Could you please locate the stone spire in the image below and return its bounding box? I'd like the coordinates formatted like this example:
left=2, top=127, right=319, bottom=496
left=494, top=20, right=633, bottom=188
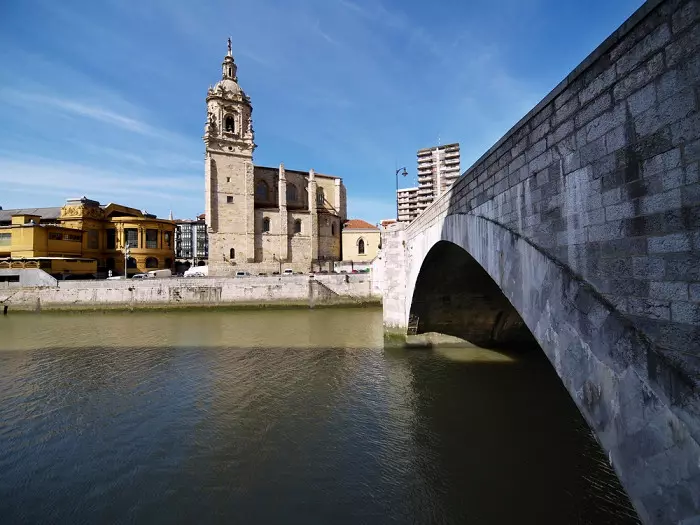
left=222, top=37, right=237, bottom=81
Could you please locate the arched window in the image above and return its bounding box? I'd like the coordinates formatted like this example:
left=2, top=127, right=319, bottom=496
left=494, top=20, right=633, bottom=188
left=294, top=219, right=302, bottom=234
left=229, top=248, right=235, bottom=259
left=165, top=258, right=172, bottom=269
left=358, top=238, right=365, bottom=255
left=286, top=184, right=298, bottom=202
left=106, top=257, right=115, bottom=270
left=127, top=257, right=137, bottom=269
left=331, top=222, right=336, bottom=236
left=146, top=257, right=158, bottom=268
left=316, top=187, right=325, bottom=206
left=263, top=217, right=271, bottom=233
left=256, top=180, right=269, bottom=200
left=224, top=115, right=235, bottom=133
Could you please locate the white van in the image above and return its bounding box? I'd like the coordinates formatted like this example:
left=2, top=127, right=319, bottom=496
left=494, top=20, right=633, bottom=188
left=146, top=269, right=172, bottom=279
left=282, top=268, right=294, bottom=275
left=184, top=266, right=208, bottom=278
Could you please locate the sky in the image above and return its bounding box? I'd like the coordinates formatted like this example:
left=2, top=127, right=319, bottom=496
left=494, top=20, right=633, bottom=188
left=0, top=0, right=645, bottom=224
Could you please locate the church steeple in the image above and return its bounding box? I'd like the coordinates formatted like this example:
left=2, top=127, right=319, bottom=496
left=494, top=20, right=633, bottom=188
left=222, top=37, right=237, bottom=81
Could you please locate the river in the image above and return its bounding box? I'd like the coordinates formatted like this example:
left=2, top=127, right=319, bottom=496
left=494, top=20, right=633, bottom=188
left=0, top=307, right=639, bottom=524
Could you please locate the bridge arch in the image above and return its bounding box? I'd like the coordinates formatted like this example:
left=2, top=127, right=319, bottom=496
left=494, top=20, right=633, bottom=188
left=402, top=213, right=699, bottom=524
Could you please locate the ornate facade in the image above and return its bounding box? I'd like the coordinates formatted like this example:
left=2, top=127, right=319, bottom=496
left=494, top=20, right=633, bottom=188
left=204, top=42, right=346, bottom=275
left=0, top=197, right=175, bottom=278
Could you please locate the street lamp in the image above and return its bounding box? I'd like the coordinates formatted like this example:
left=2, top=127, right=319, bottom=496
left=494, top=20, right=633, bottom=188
left=395, top=167, right=408, bottom=221
left=123, top=243, right=131, bottom=279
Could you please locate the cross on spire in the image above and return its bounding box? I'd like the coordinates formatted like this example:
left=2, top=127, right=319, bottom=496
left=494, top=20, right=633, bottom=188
left=227, top=37, right=232, bottom=56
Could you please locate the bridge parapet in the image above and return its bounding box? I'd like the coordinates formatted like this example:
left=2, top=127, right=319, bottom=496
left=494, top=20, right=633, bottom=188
left=408, top=0, right=700, bottom=361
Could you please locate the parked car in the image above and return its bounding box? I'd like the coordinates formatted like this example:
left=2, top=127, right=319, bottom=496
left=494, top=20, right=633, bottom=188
left=282, top=268, right=294, bottom=275
left=235, top=271, right=250, bottom=277
left=258, top=272, right=267, bottom=276
left=131, top=273, right=148, bottom=279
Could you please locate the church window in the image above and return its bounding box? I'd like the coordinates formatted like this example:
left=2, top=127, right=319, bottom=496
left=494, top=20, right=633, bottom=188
left=225, top=115, right=235, bottom=133
left=229, top=248, right=235, bottom=259
left=263, top=217, right=271, bottom=233
left=226, top=177, right=231, bottom=183
left=317, top=187, right=325, bottom=206
left=227, top=195, right=233, bottom=203
left=256, top=180, right=269, bottom=200
left=294, top=219, right=302, bottom=234
left=146, top=257, right=158, bottom=268
left=286, top=184, right=298, bottom=202
left=358, top=238, right=365, bottom=255
left=331, top=222, right=336, bottom=236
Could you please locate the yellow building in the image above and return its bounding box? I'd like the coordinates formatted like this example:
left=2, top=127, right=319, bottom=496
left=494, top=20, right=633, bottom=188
left=341, top=219, right=380, bottom=263
left=0, top=197, right=175, bottom=278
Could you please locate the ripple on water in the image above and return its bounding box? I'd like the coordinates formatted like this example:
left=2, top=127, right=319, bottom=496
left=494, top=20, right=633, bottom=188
left=0, top=309, right=639, bottom=524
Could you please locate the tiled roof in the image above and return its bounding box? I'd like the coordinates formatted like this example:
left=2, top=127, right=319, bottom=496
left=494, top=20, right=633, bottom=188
left=343, top=219, right=378, bottom=230
left=0, top=207, right=62, bottom=223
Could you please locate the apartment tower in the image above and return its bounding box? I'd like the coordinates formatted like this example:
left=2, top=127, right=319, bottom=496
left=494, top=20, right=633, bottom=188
left=416, top=143, right=461, bottom=214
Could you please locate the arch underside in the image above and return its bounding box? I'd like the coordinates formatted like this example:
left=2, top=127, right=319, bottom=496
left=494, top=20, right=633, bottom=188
left=405, top=213, right=700, bottom=524
left=410, top=240, right=538, bottom=349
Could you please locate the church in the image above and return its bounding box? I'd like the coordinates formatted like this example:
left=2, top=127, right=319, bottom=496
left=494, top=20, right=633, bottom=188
left=204, top=40, right=347, bottom=275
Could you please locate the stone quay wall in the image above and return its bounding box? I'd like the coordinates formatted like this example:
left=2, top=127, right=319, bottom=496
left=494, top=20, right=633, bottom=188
left=0, top=274, right=378, bottom=311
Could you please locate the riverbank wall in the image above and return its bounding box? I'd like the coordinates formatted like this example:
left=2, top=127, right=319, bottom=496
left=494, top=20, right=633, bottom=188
left=0, top=274, right=379, bottom=311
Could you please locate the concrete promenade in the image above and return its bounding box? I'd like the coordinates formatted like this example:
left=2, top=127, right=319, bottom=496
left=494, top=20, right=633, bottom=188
left=0, top=274, right=378, bottom=311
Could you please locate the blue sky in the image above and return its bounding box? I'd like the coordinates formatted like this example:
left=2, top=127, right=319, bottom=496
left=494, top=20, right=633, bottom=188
left=0, top=0, right=644, bottom=224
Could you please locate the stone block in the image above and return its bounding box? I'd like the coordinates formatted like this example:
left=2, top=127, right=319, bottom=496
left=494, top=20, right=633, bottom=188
left=664, top=167, right=685, bottom=190
left=665, top=253, right=700, bottom=280
left=530, top=119, right=551, bottom=144
left=616, top=23, right=671, bottom=77
left=580, top=134, right=608, bottom=167
left=508, top=153, right=525, bottom=174
left=525, top=138, right=547, bottom=163
left=613, top=52, right=665, bottom=101
left=682, top=184, right=700, bottom=206
left=633, top=256, right=665, bottom=279
left=628, top=82, right=657, bottom=117
left=606, top=201, right=636, bottom=220
left=671, top=113, right=700, bottom=147
left=552, top=95, right=580, bottom=128
left=549, top=119, right=575, bottom=146
left=588, top=221, right=624, bottom=242
left=575, top=92, right=612, bottom=128
left=672, top=1, right=700, bottom=34
left=690, top=283, right=700, bottom=302
left=580, top=66, right=617, bottom=105
left=628, top=296, right=672, bottom=320
left=672, top=301, right=700, bottom=324
left=687, top=162, right=699, bottom=184
left=602, top=187, right=622, bottom=206
left=648, top=232, right=692, bottom=253
left=666, top=23, right=700, bottom=67
left=580, top=104, right=626, bottom=145
left=643, top=148, right=682, bottom=177
left=649, top=280, right=689, bottom=300
left=605, top=124, right=627, bottom=154
left=641, top=189, right=682, bottom=215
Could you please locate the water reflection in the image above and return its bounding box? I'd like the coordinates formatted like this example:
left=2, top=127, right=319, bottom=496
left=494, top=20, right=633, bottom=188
left=0, top=309, right=638, bottom=524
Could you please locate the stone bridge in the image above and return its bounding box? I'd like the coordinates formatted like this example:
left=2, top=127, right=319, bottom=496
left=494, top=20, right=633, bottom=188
left=380, top=1, right=700, bottom=523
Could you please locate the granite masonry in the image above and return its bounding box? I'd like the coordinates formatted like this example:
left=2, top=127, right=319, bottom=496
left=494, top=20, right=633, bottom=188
left=381, top=1, right=700, bottom=523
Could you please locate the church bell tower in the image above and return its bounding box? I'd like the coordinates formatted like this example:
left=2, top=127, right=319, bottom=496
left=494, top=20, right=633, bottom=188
left=204, top=38, right=256, bottom=269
